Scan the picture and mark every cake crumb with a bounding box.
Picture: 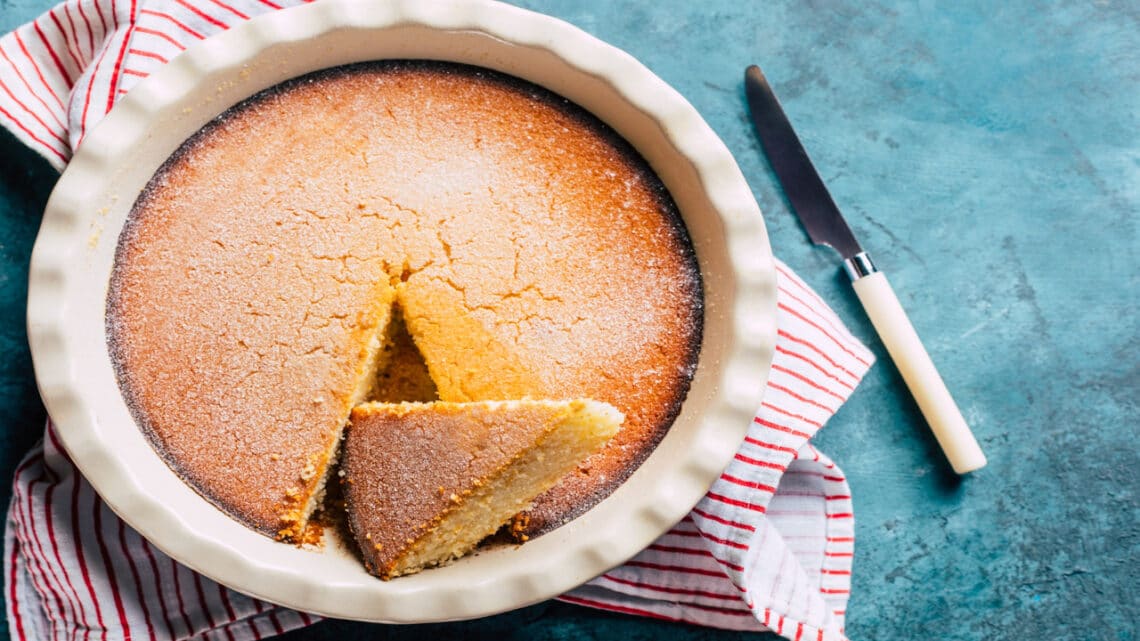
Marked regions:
[507,513,531,543]
[300,462,316,481]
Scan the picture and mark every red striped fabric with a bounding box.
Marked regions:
[0,3,875,640]
[567,263,871,640]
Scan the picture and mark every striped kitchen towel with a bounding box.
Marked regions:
[0,1,875,640]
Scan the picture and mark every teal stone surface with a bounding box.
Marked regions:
[1,0,1136,639]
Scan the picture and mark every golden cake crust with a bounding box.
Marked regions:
[108,61,702,539]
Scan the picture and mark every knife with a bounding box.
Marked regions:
[744,64,986,474]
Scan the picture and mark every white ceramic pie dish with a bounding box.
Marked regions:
[26,0,776,623]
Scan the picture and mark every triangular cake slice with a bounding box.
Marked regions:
[342,399,624,579]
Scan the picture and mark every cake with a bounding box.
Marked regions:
[107,60,703,542]
[343,400,623,579]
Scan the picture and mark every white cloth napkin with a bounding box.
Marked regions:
[0,1,876,639]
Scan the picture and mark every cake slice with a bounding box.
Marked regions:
[341,399,624,579]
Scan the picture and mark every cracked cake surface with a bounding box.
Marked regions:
[107,60,703,540]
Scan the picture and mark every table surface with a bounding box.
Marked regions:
[1,0,1137,639]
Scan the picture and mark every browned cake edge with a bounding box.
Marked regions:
[105,60,704,542]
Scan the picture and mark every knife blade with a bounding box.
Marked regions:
[744,64,987,474]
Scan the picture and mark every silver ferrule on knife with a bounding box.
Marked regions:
[842,251,878,281]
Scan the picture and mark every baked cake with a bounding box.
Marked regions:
[343,400,623,579]
[107,61,703,542]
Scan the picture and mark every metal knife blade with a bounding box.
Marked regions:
[744,64,862,260]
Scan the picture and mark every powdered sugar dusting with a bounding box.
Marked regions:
[107,61,702,539]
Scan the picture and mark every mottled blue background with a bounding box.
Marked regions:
[0,1,1136,639]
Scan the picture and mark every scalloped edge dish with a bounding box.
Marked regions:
[27,0,776,623]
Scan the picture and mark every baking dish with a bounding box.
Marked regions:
[26,0,775,622]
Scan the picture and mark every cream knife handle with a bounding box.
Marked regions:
[845,254,987,474]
